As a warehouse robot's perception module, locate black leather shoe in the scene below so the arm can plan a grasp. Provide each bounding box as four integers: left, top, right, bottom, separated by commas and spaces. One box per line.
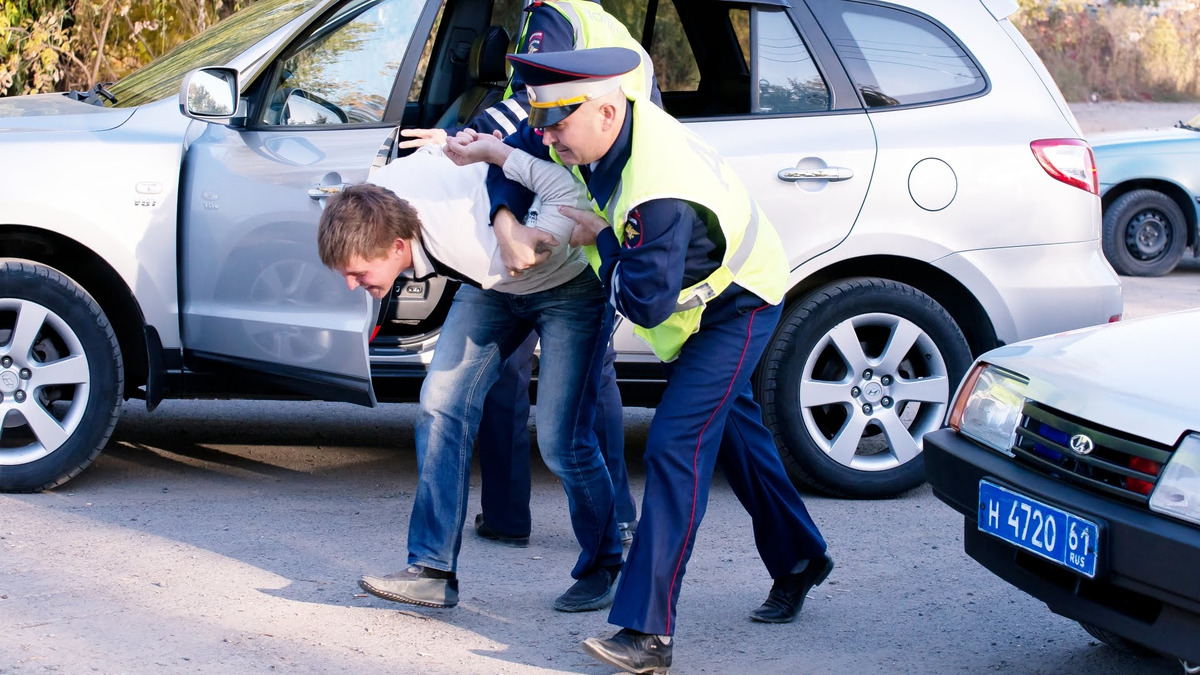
618, 520, 638, 546
474, 513, 530, 548
358, 565, 458, 608
750, 552, 834, 623
553, 564, 619, 612
582, 629, 672, 674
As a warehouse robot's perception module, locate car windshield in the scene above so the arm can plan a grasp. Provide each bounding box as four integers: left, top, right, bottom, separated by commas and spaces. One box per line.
105, 0, 322, 109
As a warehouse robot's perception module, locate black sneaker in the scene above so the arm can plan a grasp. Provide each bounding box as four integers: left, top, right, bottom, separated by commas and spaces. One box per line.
582, 629, 672, 674
553, 564, 619, 612
358, 565, 458, 608
749, 552, 834, 623
473, 513, 530, 548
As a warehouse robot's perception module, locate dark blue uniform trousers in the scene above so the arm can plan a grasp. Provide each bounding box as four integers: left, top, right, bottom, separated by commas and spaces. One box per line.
608, 292, 827, 636
478, 327, 636, 539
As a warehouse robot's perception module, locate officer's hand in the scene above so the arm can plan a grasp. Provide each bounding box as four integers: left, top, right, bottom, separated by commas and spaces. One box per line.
398, 128, 447, 149
560, 206, 609, 247
445, 130, 511, 167
494, 208, 558, 273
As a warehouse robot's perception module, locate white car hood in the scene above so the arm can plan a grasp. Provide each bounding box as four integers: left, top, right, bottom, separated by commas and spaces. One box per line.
983, 310, 1200, 447
0, 93, 135, 132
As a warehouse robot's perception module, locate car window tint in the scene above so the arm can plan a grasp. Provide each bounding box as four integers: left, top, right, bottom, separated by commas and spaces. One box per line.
406, 0, 449, 103
262, 0, 424, 126
755, 9, 829, 114
825, 1, 984, 108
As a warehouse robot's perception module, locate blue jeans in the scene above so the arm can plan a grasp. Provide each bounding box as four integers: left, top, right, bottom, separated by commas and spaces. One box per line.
478, 331, 636, 538
407, 270, 624, 579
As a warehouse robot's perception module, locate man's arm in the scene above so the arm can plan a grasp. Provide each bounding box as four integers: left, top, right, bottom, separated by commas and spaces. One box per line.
593, 199, 698, 329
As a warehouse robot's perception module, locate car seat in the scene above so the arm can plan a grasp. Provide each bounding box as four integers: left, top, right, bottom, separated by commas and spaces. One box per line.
434, 25, 512, 129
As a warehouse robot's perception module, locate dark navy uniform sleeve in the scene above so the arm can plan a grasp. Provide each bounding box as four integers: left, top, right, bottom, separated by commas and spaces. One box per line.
486, 123, 552, 219
595, 198, 721, 329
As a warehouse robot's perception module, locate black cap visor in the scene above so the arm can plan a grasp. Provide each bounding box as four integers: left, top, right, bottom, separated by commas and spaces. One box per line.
528, 102, 583, 128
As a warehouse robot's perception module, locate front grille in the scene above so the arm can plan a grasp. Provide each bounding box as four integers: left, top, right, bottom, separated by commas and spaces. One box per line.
1011, 402, 1172, 505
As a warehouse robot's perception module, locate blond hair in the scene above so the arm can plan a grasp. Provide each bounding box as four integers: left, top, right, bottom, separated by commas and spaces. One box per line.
317, 182, 422, 269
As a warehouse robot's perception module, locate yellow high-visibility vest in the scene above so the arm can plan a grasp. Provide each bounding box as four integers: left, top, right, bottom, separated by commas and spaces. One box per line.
559, 100, 788, 362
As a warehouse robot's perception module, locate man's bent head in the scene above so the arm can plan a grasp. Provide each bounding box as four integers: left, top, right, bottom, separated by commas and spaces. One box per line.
318, 182, 421, 299
541, 89, 627, 166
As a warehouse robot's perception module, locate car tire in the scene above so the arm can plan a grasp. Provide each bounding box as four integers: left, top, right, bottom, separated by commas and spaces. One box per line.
756, 278, 972, 498
1078, 622, 1155, 657
0, 261, 123, 493
1102, 189, 1188, 277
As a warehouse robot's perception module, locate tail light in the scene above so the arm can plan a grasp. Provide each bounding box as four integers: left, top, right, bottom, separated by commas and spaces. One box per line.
1127, 456, 1161, 496
1030, 139, 1099, 195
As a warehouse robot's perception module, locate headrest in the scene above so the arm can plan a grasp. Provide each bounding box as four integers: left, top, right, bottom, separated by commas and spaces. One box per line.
470, 26, 511, 84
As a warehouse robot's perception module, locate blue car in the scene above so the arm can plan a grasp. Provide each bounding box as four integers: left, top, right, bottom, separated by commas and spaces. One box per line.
1093, 111, 1200, 276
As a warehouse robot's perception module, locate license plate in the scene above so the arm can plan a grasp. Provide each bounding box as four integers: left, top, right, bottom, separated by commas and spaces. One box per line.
978, 480, 1099, 578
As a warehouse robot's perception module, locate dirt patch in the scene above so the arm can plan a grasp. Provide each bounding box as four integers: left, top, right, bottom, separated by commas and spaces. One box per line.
1069, 101, 1199, 135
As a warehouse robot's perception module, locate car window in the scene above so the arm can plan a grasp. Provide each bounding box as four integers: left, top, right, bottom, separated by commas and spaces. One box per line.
817, 1, 984, 108
647, 0, 701, 93
105, 0, 322, 109
261, 0, 424, 126
754, 8, 829, 114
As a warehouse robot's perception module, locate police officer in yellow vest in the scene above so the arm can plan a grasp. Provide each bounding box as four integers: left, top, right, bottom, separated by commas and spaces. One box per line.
402, 0, 660, 553
446, 47, 833, 674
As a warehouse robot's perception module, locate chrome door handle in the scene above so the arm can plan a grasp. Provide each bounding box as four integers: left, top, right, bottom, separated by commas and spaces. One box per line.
308, 183, 347, 199
777, 167, 854, 182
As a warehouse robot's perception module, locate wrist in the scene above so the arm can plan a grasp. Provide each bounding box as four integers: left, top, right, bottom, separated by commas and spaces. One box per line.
490, 143, 514, 166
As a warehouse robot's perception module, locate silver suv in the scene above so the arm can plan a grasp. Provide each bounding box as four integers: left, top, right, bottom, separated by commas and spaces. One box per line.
0, 0, 1121, 497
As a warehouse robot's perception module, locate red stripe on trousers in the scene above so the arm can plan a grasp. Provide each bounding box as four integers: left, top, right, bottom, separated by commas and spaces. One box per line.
664, 304, 765, 634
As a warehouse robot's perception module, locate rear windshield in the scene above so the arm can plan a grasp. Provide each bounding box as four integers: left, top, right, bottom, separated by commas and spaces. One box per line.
106, 0, 322, 108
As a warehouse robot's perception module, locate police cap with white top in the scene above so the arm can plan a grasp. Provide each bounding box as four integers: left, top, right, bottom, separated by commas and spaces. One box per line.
506, 46, 640, 128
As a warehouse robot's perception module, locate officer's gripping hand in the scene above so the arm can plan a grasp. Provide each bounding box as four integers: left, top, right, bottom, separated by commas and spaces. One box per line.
397, 128, 447, 149
444, 129, 509, 167
494, 207, 558, 275
560, 206, 609, 247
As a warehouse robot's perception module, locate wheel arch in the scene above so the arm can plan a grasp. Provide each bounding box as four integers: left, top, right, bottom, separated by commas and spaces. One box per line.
0, 225, 149, 399
782, 255, 1000, 358
1101, 179, 1199, 249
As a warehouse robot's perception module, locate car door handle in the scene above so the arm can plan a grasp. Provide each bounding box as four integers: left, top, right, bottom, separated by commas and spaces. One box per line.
308, 183, 347, 199
777, 167, 854, 182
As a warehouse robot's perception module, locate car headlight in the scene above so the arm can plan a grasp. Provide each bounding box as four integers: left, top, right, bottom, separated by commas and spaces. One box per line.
1149, 434, 1200, 527
948, 363, 1028, 454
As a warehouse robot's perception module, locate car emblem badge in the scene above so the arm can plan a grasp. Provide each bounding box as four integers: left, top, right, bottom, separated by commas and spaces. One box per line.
1069, 433, 1095, 456
0, 371, 17, 392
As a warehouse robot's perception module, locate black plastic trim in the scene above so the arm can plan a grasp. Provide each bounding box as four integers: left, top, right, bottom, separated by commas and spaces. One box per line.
186, 349, 376, 407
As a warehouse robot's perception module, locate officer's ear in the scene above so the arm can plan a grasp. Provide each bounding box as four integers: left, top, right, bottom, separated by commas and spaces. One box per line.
598, 96, 625, 133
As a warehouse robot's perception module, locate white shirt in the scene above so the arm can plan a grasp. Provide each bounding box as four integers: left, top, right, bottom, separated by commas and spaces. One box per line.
368, 145, 591, 295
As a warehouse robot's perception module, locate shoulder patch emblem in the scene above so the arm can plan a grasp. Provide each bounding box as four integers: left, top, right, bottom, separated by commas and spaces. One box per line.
623, 209, 644, 248
527, 31, 543, 53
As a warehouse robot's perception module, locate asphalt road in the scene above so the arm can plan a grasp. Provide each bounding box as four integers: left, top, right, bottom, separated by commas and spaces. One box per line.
3, 260, 1198, 675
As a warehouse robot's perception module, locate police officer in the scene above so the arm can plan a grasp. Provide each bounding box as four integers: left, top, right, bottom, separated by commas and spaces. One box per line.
403, 0, 658, 549
457, 47, 834, 674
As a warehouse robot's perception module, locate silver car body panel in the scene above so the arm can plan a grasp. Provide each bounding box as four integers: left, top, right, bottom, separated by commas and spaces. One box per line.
0, 94, 135, 132
978, 309, 1200, 446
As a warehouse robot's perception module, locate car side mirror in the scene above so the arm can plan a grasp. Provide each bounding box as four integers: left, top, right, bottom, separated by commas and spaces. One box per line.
180, 67, 246, 125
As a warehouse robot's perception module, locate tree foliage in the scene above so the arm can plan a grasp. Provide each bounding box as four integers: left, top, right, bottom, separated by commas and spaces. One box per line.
1, 0, 257, 97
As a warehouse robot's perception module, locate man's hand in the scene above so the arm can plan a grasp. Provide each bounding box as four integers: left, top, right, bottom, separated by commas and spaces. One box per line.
494, 207, 558, 274
444, 129, 511, 167
560, 206, 609, 247
398, 128, 447, 149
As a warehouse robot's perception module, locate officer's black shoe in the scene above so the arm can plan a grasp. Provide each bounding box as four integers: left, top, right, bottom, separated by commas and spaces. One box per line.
750, 552, 834, 623
473, 513, 530, 548
358, 565, 458, 608
618, 519, 638, 546
553, 563, 620, 612
582, 629, 672, 674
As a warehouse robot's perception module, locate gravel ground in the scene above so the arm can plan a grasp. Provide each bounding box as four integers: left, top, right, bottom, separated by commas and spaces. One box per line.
2, 106, 1198, 675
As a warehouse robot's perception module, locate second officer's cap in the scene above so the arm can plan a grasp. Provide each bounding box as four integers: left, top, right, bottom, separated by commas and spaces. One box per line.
506, 47, 640, 128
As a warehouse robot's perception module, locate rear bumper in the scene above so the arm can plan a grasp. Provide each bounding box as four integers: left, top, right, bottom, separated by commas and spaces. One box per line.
935, 240, 1123, 344
924, 428, 1200, 662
